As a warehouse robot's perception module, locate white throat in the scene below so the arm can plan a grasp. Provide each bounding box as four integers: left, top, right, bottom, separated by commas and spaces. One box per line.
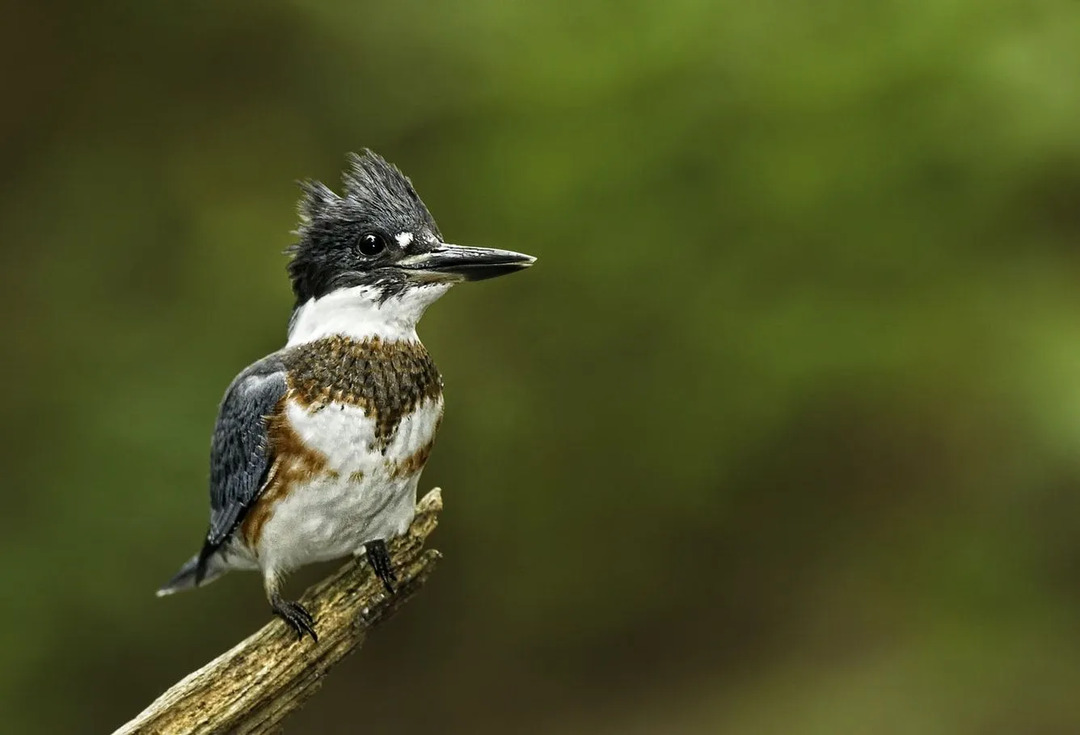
287, 283, 452, 346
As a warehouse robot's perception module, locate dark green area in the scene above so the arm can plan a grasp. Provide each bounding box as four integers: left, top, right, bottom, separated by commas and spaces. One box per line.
3, 0, 1080, 732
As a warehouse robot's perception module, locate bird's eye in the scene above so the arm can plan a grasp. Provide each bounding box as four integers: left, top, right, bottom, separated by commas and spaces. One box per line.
358, 233, 386, 256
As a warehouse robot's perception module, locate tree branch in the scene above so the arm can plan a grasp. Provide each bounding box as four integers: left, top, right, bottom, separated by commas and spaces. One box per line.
114, 488, 444, 735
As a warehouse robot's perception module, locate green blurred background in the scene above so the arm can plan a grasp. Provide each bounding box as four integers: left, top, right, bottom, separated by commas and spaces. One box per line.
3, 0, 1080, 732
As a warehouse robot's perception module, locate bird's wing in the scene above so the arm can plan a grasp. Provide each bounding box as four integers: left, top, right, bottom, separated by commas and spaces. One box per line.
201, 355, 289, 557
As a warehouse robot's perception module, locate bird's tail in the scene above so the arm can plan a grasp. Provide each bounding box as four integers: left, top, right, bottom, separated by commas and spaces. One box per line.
156, 552, 227, 597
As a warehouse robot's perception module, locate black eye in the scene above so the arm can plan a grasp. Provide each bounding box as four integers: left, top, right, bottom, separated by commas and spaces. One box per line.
358, 233, 386, 256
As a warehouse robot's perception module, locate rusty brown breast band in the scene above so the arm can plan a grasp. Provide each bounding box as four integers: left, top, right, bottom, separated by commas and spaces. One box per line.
283, 335, 442, 446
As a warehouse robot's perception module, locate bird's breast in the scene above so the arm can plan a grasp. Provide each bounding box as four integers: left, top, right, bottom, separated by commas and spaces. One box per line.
239, 335, 444, 561
284, 334, 442, 446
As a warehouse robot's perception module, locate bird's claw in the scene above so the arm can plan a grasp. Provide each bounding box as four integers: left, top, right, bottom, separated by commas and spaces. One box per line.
271, 597, 318, 642
365, 539, 397, 594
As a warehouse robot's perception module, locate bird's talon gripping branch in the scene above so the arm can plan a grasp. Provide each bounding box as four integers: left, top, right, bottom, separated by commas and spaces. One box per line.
271, 594, 318, 642
365, 539, 397, 594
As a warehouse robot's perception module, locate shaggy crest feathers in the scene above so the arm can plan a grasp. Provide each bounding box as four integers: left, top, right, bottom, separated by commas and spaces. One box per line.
291, 149, 439, 244
296, 180, 336, 224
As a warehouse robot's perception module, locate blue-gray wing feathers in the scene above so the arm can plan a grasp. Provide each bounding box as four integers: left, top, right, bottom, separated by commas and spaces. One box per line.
196, 356, 287, 578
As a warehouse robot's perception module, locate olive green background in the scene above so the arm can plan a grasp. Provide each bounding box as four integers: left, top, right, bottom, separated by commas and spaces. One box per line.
3, 1, 1080, 732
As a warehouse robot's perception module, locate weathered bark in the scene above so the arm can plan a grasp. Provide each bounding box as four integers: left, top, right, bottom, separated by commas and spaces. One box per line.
114, 488, 443, 735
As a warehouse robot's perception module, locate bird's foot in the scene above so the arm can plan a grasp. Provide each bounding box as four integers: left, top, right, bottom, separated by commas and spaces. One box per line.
270, 594, 318, 642
365, 539, 397, 594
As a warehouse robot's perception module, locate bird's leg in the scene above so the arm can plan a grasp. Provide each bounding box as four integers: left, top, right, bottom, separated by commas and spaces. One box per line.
265, 574, 317, 642
365, 539, 397, 594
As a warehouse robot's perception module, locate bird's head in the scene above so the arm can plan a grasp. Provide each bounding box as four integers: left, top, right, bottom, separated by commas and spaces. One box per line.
287, 150, 534, 311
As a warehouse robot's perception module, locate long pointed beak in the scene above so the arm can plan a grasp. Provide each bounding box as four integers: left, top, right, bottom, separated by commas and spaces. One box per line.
399, 243, 537, 282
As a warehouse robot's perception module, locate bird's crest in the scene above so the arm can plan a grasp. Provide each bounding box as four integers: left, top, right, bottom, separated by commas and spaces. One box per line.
293, 149, 438, 239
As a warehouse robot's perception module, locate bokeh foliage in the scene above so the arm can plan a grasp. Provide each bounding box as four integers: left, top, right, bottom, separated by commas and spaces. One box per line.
3, 0, 1080, 732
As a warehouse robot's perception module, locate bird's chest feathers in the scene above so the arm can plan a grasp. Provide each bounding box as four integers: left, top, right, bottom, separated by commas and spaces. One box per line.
283, 396, 443, 476
243, 336, 443, 565
281, 335, 443, 468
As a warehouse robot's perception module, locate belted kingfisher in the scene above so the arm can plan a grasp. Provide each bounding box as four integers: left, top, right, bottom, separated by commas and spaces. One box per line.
157, 150, 535, 641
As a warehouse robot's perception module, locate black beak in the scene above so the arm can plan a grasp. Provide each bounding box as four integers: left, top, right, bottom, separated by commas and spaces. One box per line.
399, 243, 537, 282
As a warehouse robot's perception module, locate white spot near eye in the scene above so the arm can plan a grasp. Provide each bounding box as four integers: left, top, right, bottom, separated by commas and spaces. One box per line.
395, 232, 414, 247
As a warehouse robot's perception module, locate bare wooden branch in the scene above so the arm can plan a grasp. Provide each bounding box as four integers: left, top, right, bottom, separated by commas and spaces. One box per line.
114, 488, 444, 735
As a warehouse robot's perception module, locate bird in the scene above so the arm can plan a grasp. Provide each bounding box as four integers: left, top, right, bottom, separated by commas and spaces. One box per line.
157, 150, 535, 641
